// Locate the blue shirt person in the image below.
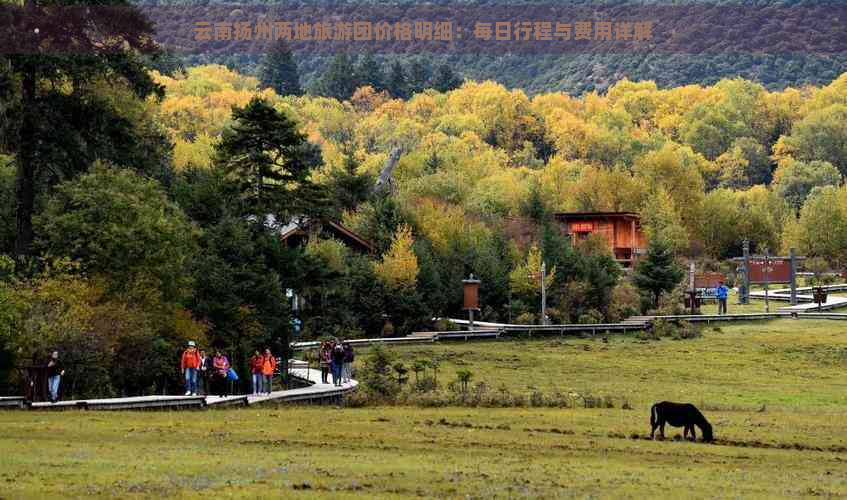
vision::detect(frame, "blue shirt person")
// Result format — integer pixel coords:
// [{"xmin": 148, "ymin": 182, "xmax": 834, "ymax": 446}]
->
[{"xmin": 716, "ymin": 281, "xmax": 729, "ymax": 314}]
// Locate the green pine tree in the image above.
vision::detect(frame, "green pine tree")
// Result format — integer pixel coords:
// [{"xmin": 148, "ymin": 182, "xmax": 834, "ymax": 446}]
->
[
  {"xmin": 315, "ymin": 54, "xmax": 358, "ymax": 101},
  {"xmin": 258, "ymin": 40, "xmax": 302, "ymax": 97},
  {"xmin": 214, "ymin": 97, "xmax": 326, "ymax": 219},
  {"xmin": 327, "ymin": 153, "xmax": 374, "ymax": 215},
  {"xmin": 632, "ymin": 239, "xmax": 684, "ymax": 308},
  {"xmin": 406, "ymin": 58, "xmax": 431, "ymax": 96},
  {"xmin": 386, "ymin": 60, "xmax": 408, "ymax": 99},
  {"xmin": 5, "ymin": 2, "xmax": 164, "ymax": 259},
  {"xmin": 432, "ymin": 63, "xmax": 462, "ymax": 93},
  {"xmin": 355, "ymin": 54, "xmax": 385, "ymax": 92}
]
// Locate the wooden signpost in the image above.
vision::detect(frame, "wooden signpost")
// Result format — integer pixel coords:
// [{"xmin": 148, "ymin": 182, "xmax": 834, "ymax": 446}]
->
[
  {"xmin": 462, "ymin": 274, "xmax": 481, "ymax": 330},
  {"xmin": 733, "ymin": 243, "xmax": 803, "ymax": 307}
]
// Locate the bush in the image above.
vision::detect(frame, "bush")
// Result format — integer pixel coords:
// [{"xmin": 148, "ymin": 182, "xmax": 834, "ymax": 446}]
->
[
  {"xmin": 577, "ymin": 309, "xmax": 604, "ymax": 325},
  {"xmin": 515, "ymin": 312, "xmax": 537, "ymax": 325},
  {"xmin": 675, "ymin": 321, "xmax": 702, "ymax": 340},
  {"xmin": 414, "ymin": 375, "xmax": 438, "ymax": 392},
  {"xmin": 359, "ymin": 344, "xmax": 400, "ymax": 401},
  {"xmin": 608, "ymin": 281, "xmax": 641, "ymax": 322},
  {"xmin": 656, "ymin": 283, "xmax": 687, "ymax": 316},
  {"xmin": 530, "ymin": 390, "xmax": 545, "ymax": 407},
  {"xmin": 433, "ymin": 318, "xmax": 458, "ymax": 331},
  {"xmin": 651, "ymin": 318, "xmax": 677, "ymax": 338},
  {"xmin": 645, "ymin": 319, "xmax": 701, "ymax": 341}
]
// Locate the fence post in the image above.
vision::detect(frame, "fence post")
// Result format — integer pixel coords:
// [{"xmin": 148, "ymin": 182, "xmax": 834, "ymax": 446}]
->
[{"xmin": 789, "ymin": 247, "xmax": 798, "ymax": 306}]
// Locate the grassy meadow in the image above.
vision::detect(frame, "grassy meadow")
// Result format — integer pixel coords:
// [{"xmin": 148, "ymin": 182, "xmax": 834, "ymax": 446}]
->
[
  {"xmin": 3, "ymin": 319, "xmax": 847, "ymax": 498},
  {"xmin": 365, "ymin": 319, "xmax": 847, "ymax": 411}
]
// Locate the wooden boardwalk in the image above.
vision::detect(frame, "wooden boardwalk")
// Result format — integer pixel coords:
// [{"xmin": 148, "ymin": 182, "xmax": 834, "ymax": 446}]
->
[
  {"xmin": 12, "ymin": 303, "xmax": 847, "ymax": 410},
  {"xmin": 14, "ymin": 362, "xmax": 356, "ymax": 411},
  {"xmin": 748, "ymin": 283, "xmax": 847, "ymax": 312}
]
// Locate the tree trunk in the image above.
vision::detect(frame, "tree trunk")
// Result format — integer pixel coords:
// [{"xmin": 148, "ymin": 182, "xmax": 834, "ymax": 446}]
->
[{"xmin": 14, "ymin": 66, "xmax": 36, "ymax": 261}]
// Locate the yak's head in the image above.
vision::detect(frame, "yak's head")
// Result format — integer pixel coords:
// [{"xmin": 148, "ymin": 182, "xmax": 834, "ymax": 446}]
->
[{"xmin": 700, "ymin": 422, "xmax": 714, "ymax": 442}]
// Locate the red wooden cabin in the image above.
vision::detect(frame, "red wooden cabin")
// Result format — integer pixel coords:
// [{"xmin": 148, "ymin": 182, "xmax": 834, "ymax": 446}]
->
[{"xmin": 554, "ymin": 212, "xmax": 646, "ymax": 267}]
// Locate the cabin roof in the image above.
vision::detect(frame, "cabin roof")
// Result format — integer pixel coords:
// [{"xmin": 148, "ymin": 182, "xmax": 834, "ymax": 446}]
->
[
  {"xmin": 275, "ymin": 215, "xmax": 374, "ymax": 253},
  {"xmin": 554, "ymin": 212, "xmax": 641, "ymax": 221}
]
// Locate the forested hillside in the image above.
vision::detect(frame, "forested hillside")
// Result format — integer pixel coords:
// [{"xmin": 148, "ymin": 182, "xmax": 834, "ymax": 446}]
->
[
  {"xmin": 3, "ymin": 52, "xmax": 847, "ymax": 396},
  {"xmin": 197, "ymin": 53, "xmax": 847, "ymax": 95}
]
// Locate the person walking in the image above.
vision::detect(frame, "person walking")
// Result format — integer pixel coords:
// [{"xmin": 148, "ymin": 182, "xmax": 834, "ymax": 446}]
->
[
  {"xmin": 250, "ymin": 350, "xmax": 264, "ymax": 395},
  {"xmin": 261, "ymin": 348, "xmax": 276, "ymax": 395},
  {"xmin": 342, "ymin": 342, "xmax": 355, "ymax": 383},
  {"xmin": 331, "ymin": 342, "xmax": 345, "ymax": 387},
  {"xmin": 716, "ymin": 280, "xmax": 729, "ymax": 315},
  {"xmin": 198, "ymin": 349, "xmax": 210, "ymax": 395},
  {"xmin": 319, "ymin": 342, "xmax": 331, "ymax": 385},
  {"xmin": 212, "ymin": 350, "xmax": 231, "ymax": 397},
  {"xmin": 180, "ymin": 341, "xmax": 201, "ymax": 396},
  {"xmin": 45, "ymin": 351, "xmax": 64, "ymax": 403}
]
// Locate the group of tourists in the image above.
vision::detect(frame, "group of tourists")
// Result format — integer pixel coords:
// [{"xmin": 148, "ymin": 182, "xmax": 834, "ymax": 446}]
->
[
  {"xmin": 249, "ymin": 349, "xmax": 278, "ymax": 395},
  {"xmin": 181, "ymin": 342, "xmax": 275, "ymax": 398},
  {"xmin": 318, "ymin": 340, "xmax": 354, "ymax": 387}
]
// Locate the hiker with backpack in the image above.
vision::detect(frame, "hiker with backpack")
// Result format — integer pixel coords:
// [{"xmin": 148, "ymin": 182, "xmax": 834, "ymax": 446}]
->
[{"xmin": 331, "ymin": 341, "xmax": 346, "ymax": 387}]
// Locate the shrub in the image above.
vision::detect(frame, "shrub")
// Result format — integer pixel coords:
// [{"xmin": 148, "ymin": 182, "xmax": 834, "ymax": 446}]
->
[
  {"xmin": 530, "ymin": 390, "xmax": 545, "ymax": 407},
  {"xmin": 414, "ymin": 375, "xmax": 438, "ymax": 392},
  {"xmin": 455, "ymin": 369, "xmax": 473, "ymax": 393},
  {"xmin": 433, "ymin": 318, "xmax": 458, "ymax": 331},
  {"xmin": 651, "ymin": 318, "xmax": 678, "ymax": 338},
  {"xmin": 675, "ymin": 321, "xmax": 702, "ymax": 340},
  {"xmin": 656, "ymin": 283, "xmax": 687, "ymax": 316},
  {"xmin": 359, "ymin": 344, "xmax": 400, "ymax": 401},
  {"xmin": 577, "ymin": 309, "xmax": 604, "ymax": 325},
  {"xmin": 608, "ymin": 281, "xmax": 641, "ymax": 322}
]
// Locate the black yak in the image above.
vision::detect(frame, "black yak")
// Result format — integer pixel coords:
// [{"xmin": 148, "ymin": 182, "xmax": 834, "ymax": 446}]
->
[{"xmin": 650, "ymin": 401, "xmax": 714, "ymax": 442}]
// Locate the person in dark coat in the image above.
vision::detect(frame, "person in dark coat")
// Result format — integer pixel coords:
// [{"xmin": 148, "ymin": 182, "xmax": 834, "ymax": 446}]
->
[
  {"xmin": 45, "ymin": 351, "xmax": 65, "ymax": 403},
  {"xmin": 198, "ymin": 349, "xmax": 211, "ymax": 395},
  {"xmin": 319, "ymin": 342, "xmax": 331, "ymax": 384},
  {"xmin": 342, "ymin": 343, "xmax": 355, "ymax": 383},
  {"xmin": 331, "ymin": 342, "xmax": 345, "ymax": 387}
]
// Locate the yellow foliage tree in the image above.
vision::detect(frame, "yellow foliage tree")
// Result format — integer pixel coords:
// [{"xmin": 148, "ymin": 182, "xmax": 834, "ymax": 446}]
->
[
  {"xmin": 373, "ymin": 224, "xmax": 419, "ymax": 290},
  {"xmin": 509, "ymin": 244, "xmax": 556, "ymax": 297}
]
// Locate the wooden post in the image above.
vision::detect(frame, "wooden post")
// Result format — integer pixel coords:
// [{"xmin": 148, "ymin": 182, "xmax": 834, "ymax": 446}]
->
[
  {"xmin": 463, "ymin": 275, "xmax": 481, "ymax": 332},
  {"xmin": 741, "ymin": 239, "xmax": 750, "ymax": 305},
  {"xmin": 764, "ymin": 248, "xmax": 770, "ymax": 313},
  {"xmin": 631, "ymin": 218, "xmax": 637, "ymax": 265},
  {"xmin": 541, "ymin": 261, "xmax": 547, "ymax": 326},
  {"xmin": 688, "ymin": 261, "xmax": 697, "ymax": 315},
  {"xmin": 789, "ymin": 247, "xmax": 798, "ymax": 306}
]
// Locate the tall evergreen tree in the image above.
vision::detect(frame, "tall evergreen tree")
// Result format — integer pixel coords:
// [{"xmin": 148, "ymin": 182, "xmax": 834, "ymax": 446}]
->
[
  {"xmin": 258, "ymin": 40, "xmax": 302, "ymax": 97},
  {"xmin": 386, "ymin": 60, "xmax": 408, "ymax": 99},
  {"xmin": 315, "ymin": 54, "xmax": 358, "ymax": 101},
  {"xmin": 354, "ymin": 54, "xmax": 385, "ymax": 92},
  {"xmin": 214, "ymin": 97, "xmax": 326, "ymax": 220},
  {"xmin": 3, "ymin": 1, "xmax": 164, "ymax": 261},
  {"xmin": 327, "ymin": 154, "xmax": 374, "ymax": 216},
  {"xmin": 406, "ymin": 58, "xmax": 431, "ymax": 96},
  {"xmin": 432, "ymin": 63, "xmax": 462, "ymax": 93},
  {"xmin": 632, "ymin": 239, "xmax": 684, "ymax": 308}
]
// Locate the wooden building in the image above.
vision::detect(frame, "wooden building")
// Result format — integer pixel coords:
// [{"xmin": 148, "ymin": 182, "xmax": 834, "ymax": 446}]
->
[
  {"xmin": 277, "ymin": 217, "xmax": 374, "ymax": 254},
  {"xmin": 554, "ymin": 212, "xmax": 646, "ymax": 267}
]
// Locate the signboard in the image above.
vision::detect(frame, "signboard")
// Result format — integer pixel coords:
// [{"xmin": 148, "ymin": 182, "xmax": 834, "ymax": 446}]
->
[
  {"xmin": 748, "ymin": 258, "xmax": 792, "ymax": 284},
  {"xmin": 694, "ymin": 272, "xmax": 726, "ymax": 300},
  {"xmin": 571, "ymin": 222, "xmax": 593, "ymax": 233},
  {"xmin": 462, "ymin": 277, "xmax": 480, "ymax": 311}
]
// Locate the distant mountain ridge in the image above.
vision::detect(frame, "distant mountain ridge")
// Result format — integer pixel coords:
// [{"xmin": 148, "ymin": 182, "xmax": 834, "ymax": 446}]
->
[{"xmin": 165, "ymin": 0, "xmax": 847, "ymax": 94}]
